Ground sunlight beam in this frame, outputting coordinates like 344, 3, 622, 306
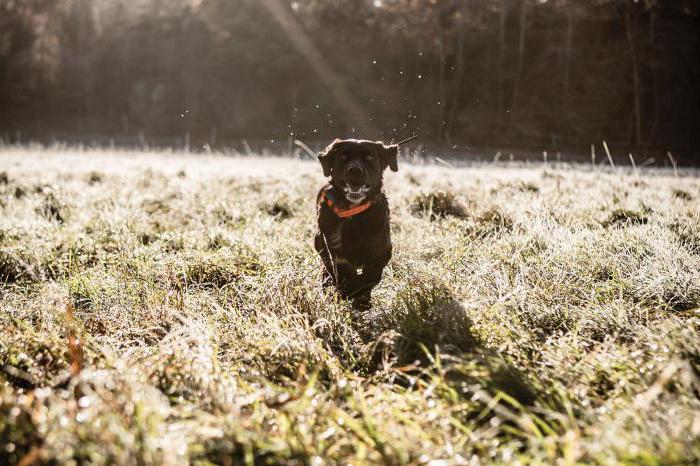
260, 0, 370, 132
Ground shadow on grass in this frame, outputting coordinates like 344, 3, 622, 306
355, 284, 537, 407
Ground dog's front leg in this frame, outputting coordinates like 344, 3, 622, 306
315, 233, 338, 289
349, 251, 392, 310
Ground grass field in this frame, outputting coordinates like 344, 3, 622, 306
1, 147, 699, 465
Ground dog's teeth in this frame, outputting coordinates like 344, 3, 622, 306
345, 185, 368, 196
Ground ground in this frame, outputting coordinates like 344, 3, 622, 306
1, 147, 699, 465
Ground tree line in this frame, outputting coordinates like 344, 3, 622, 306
1, 0, 698, 162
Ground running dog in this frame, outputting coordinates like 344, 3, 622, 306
314, 138, 399, 309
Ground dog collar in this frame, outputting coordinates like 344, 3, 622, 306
320, 188, 372, 218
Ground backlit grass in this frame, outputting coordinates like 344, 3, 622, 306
1, 146, 699, 465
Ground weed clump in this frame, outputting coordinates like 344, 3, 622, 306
37, 192, 66, 223
0, 321, 72, 388
602, 208, 649, 227
670, 221, 700, 255
495, 180, 539, 193
0, 250, 42, 284
87, 171, 103, 185
673, 189, 692, 201
473, 207, 513, 236
178, 248, 261, 289
266, 201, 293, 220
411, 190, 468, 220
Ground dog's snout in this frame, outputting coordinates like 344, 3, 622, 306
346, 165, 364, 177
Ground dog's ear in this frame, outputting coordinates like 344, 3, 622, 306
318, 138, 341, 177
378, 142, 399, 172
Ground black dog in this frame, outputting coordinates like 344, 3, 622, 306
314, 138, 398, 309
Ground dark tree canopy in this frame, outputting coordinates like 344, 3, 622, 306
1, 0, 699, 163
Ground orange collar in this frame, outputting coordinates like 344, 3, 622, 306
320, 188, 372, 218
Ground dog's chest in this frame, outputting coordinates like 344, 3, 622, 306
326, 216, 386, 260
325, 225, 343, 250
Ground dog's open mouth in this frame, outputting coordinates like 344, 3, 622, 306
343, 184, 370, 204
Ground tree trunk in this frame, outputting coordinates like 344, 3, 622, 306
509, 0, 528, 134
646, 10, 659, 145
437, 35, 446, 143
498, 0, 507, 126
626, 9, 642, 147
562, 5, 574, 141
445, 26, 466, 144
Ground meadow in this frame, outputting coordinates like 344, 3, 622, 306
1, 146, 699, 465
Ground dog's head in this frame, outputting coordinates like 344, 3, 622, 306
318, 139, 398, 204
